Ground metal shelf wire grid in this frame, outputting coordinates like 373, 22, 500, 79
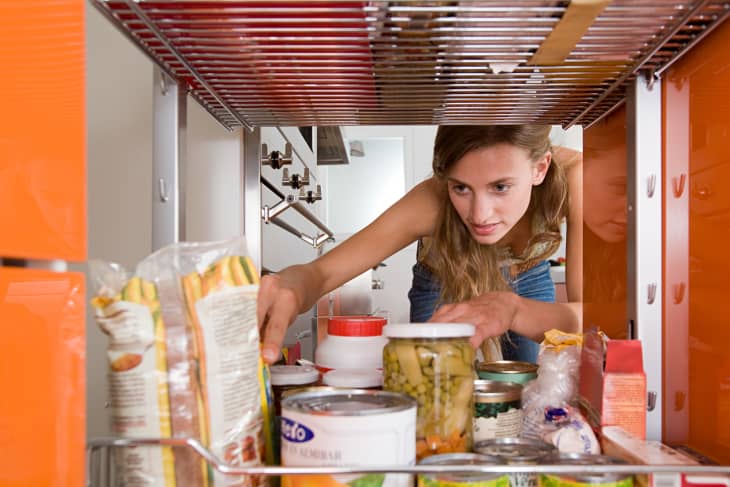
91, 0, 729, 129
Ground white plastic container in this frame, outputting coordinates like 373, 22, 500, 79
322, 368, 384, 389
314, 315, 387, 372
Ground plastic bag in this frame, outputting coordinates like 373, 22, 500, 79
91, 237, 273, 487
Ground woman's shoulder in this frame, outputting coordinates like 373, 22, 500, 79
552, 146, 582, 173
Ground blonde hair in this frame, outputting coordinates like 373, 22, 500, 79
423, 124, 569, 315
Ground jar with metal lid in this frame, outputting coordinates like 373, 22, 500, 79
477, 361, 538, 385
473, 379, 524, 442
322, 368, 383, 389
383, 323, 476, 460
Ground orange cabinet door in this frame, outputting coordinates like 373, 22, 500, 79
0, 267, 85, 486
663, 18, 730, 463
0, 1, 86, 261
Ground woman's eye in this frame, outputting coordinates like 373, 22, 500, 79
450, 183, 469, 194
494, 183, 511, 193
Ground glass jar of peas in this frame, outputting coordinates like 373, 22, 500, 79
382, 323, 476, 460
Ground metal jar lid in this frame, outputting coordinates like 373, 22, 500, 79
418, 453, 506, 482
281, 388, 415, 416
474, 437, 556, 464
270, 365, 320, 386
474, 379, 523, 403
477, 360, 538, 375
547, 453, 632, 483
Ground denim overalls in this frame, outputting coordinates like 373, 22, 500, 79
407, 259, 555, 363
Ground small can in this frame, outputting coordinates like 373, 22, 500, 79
418, 453, 510, 487
281, 389, 416, 487
477, 361, 538, 385
473, 380, 523, 443
539, 453, 633, 487
474, 437, 556, 487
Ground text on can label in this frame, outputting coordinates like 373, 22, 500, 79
281, 417, 314, 443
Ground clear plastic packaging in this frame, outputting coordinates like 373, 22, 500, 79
90, 237, 273, 487
382, 323, 475, 460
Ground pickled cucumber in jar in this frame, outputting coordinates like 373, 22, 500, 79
382, 323, 476, 460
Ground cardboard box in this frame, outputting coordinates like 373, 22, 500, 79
600, 426, 700, 487
579, 330, 647, 439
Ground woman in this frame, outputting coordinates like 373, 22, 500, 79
257, 125, 582, 364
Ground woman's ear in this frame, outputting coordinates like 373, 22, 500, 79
532, 152, 552, 186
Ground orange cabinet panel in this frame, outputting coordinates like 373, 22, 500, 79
0, 1, 86, 261
663, 18, 730, 463
583, 105, 628, 340
0, 267, 85, 486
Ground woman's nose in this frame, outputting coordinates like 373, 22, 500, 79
470, 195, 493, 224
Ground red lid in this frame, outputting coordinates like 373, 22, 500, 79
327, 315, 387, 337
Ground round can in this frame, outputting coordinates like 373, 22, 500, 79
474, 437, 557, 487
418, 453, 510, 487
473, 380, 523, 443
476, 361, 538, 385
281, 389, 417, 487
538, 453, 633, 487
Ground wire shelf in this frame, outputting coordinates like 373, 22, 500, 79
92, 1, 730, 129
87, 436, 730, 487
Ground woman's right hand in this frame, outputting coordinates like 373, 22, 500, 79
257, 272, 304, 364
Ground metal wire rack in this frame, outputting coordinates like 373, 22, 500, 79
87, 437, 730, 487
92, 0, 730, 129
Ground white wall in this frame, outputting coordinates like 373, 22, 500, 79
85, 4, 244, 438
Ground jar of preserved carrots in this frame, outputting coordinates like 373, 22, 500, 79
382, 323, 475, 460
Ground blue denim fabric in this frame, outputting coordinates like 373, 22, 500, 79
407, 259, 555, 363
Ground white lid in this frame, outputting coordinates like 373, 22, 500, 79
383, 323, 475, 338
322, 369, 384, 388
270, 365, 319, 386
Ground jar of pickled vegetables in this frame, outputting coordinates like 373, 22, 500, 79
382, 323, 476, 460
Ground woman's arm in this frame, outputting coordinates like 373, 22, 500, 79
257, 177, 441, 362
429, 292, 580, 347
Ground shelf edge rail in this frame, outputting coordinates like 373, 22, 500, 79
87, 437, 730, 487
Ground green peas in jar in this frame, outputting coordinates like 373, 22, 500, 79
383, 323, 476, 460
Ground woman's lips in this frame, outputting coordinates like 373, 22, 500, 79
471, 222, 499, 236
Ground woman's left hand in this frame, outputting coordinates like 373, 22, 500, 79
428, 291, 520, 348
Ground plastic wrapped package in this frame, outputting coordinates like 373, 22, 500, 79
521, 330, 598, 453
91, 237, 273, 487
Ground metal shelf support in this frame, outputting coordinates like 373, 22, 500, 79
152, 67, 186, 250
626, 71, 663, 440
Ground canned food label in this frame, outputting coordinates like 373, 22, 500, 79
418, 474, 511, 487
512, 473, 538, 487
539, 474, 634, 487
474, 408, 522, 442
281, 401, 415, 487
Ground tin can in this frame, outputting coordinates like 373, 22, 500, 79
281, 389, 416, 487
538, 453, 633, 487
473, 380, 523, 443
474, 437, 556, 487
476, 361, 538, 385
418, 453, 510, 487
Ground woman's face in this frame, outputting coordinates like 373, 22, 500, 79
446, 143, 550, 245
